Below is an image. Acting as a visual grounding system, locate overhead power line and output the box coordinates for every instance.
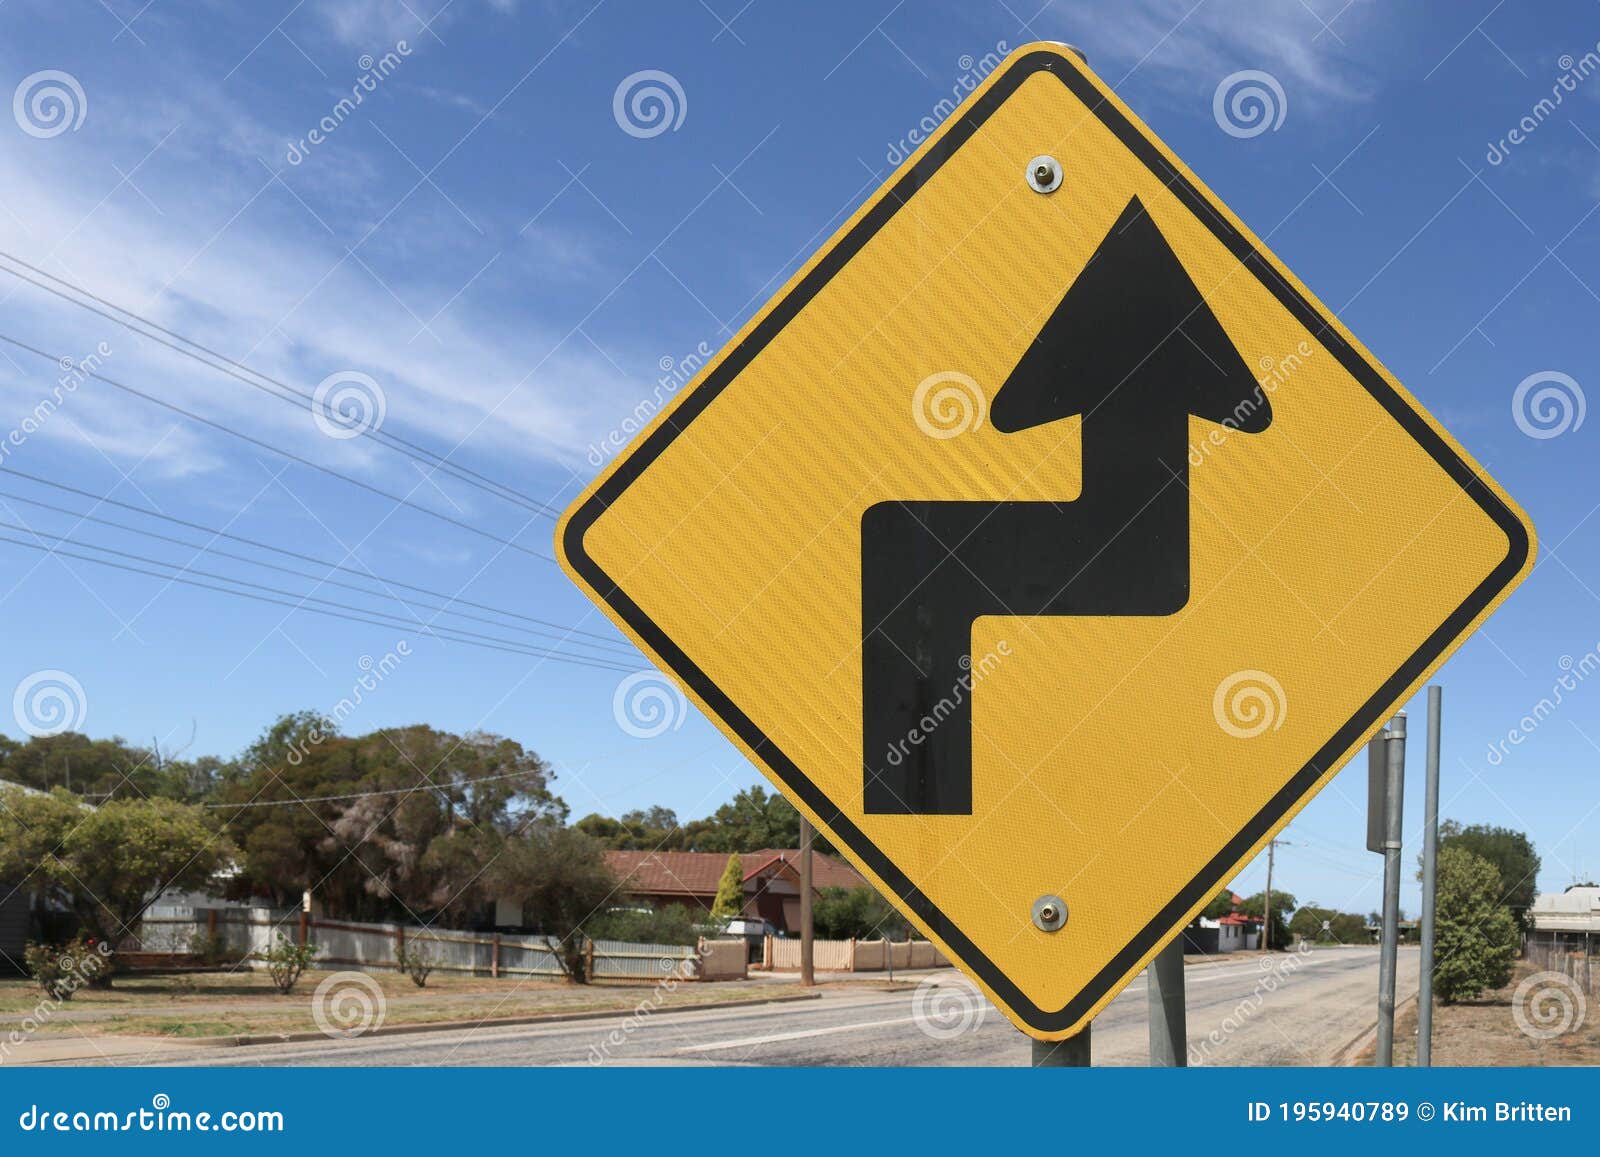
[0,531,637,671]
[0,249,561,519]
[0,484,634,655]
[0,467,622,647]
[0,332,554,561]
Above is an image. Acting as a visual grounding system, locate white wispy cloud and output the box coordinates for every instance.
[0,48,638,488]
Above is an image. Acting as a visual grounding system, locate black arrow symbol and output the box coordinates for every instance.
[862,196,1273,815]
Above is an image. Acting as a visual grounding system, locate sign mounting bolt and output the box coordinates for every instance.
[1032,894,1068,932]
[1026,155,1062,194]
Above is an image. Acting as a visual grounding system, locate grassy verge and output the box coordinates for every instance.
[0,970,775,1039]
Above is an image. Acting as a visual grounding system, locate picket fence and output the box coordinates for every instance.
[134,908,699,981]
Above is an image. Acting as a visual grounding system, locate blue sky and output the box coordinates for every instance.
[1,0,1598,920]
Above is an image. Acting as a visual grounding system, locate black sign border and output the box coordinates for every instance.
[562,47,1532,1034]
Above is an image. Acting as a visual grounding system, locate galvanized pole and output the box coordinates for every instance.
[799,815,815,987]
[1147,937,1187,1066]
[1375,711,1407,1066]
[1263,838,1275,952]
[1031,1025,1090,1066]
[1417,687,1442,1065]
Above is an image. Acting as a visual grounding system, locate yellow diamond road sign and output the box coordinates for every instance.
[557,43,1535,1039]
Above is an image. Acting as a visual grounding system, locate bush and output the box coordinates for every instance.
[586,905,703,947]
[813,886,909,941]
[396,939,436,988]
[1434,846,1519,1003]
[263,935,318,995]
[23,936,112,1001]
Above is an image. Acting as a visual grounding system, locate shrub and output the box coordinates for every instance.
[396,939,436,988]
[586,905,703,947]
[23,936,111,1001]
[1434,846,1520,1003]
[263,935,318,995]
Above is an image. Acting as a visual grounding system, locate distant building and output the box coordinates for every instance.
[1527,885,1600,955]
[604,849,865,935]
[1183,893,1262,954]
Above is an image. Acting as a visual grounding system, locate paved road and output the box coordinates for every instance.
[91,946,1413,1068]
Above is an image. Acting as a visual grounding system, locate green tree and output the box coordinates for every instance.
[1199,888,1236,921]
[485,822,618,982]
[1437,822,1540,921]
[694,786,835,855]
[217,714,564,923]
[1238,889,1296,950]
[0,788,231,983]
[711,853,744,920]
[1433,846,1519,1003]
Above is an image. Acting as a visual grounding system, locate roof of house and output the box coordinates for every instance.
[604,849,865,897]
[1216,912,1263,926]
[1530,886,1600,931]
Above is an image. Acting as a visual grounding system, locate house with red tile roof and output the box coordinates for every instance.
[604,848,865,935]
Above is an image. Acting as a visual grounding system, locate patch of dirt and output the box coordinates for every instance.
[1356,960,1598,1066]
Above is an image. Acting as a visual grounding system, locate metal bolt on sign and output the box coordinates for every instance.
[1026,155,1062,193]
[1032,894,1068,932]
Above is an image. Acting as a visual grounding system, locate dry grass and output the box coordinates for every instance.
[0,968,772,1039]
[1360,959,1599,1066]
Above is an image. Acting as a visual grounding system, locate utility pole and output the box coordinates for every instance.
[798,814,815,987]
[1263,838,1276,952]
[1375,711,1407,1066]
[1417,688,1442,1066]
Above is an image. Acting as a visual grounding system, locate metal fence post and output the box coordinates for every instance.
[1417,687,1442,1066]
[1375,711,1407,1066]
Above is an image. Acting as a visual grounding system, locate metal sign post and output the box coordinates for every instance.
[1031,1025,1090,1067]
[1417,687,1442,1065]
[1147,937,1187,1066]
[1374,712,1407,1066]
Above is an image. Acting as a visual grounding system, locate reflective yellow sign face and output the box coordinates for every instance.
[557,43,1534,1039]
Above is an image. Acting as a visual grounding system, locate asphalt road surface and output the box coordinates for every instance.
[95,945,1414,1068]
